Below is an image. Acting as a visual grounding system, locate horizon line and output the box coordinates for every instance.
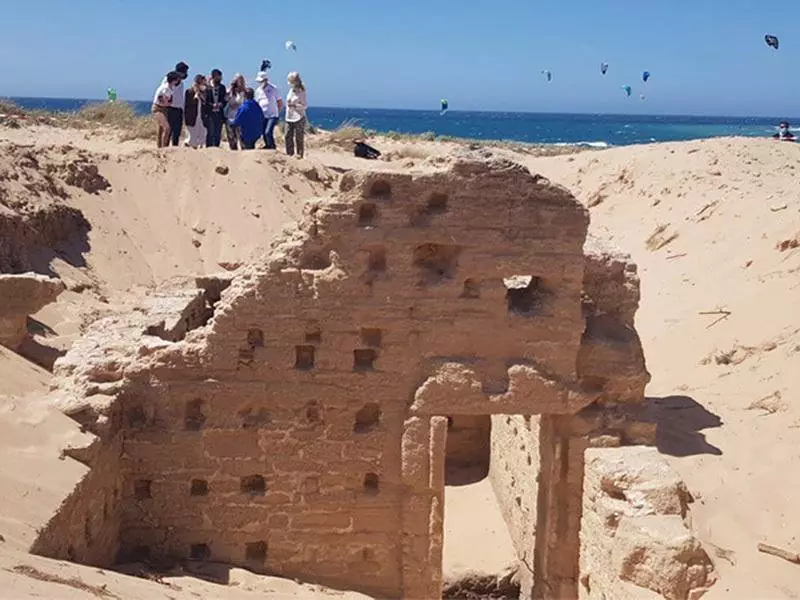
[4,95,798,122]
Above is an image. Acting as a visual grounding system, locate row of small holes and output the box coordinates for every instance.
[134,475,266,500]
[295,347,378,370]
[177,400,379,431]
[135,473,380,500]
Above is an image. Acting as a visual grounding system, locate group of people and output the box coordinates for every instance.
[152,61,308,157]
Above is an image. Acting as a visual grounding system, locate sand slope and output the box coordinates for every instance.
[529,138,800,599]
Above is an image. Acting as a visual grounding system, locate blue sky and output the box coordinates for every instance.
[1,0,798,115]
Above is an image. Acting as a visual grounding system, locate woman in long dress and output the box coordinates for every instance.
[184,74,208,148]
[225,73,247,150]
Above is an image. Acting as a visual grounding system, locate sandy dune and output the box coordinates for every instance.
[1,121,799,598]
[528,138,800,599]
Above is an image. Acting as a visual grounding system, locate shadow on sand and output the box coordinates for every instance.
[644,395,723,457]
[28,229,91,276]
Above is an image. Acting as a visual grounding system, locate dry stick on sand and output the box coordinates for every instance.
[667,253,688,260]
[757,543,800,565]
[699,309,732,329]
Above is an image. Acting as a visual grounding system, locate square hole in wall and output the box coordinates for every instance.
[354,403,381,433]
[367,246,387,272]
[353,348,377,371]
[367,180,391,200]
[426,192,448,215]
[360,328,382,347]
[184,399,206,431]
[239,407,271,429]
[305,401,322,424]
[247,328,264,348]
[295,345,315,370]
[189,543,210,561]
[246,541,268,563]
[305,327,322,343]
[363,473,380,495]
[190,479,209,497]
[461,278,480,299]
[299,252,332,270]
[241,475,266,496]
[358,203,377,226]
[126,404,147,428]
[134,479,152,500]
[413,243,461,286]
[504,276,543,315]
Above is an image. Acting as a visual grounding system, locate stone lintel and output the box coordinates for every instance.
[410,362,598,417]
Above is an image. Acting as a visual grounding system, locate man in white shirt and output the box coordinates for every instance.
[254,71,283,149]
[165,61,189,146]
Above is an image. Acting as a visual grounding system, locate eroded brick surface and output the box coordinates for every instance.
[33,157,701,600]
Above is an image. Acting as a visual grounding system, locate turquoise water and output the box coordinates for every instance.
[5,96,792,147]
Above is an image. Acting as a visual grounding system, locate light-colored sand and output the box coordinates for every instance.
[444,477,517,580]
[2,121,800,598]
[527,138,800,599]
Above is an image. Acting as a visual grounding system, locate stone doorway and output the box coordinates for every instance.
[442,414,520,599]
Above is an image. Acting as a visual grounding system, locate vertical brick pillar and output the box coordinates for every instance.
[400,416,446,600]
[532,415,587,600]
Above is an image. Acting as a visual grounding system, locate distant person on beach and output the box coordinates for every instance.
[184,74,208,148]
[773,121,796,141]
[230,88,265,150]
[165,61,189,146]
[285,71,308,159]
[225,73,247,150]
[152,71,182,148]
[205,69,227,147]
[254,71,282,149]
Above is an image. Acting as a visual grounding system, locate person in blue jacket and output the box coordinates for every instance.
[230,88,265,149]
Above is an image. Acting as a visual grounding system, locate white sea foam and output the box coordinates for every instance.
[553,141,612,148]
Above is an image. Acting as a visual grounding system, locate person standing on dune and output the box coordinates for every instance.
[230,88,265,150]
[205,69,227,147]
[224,73,247,150]
[285,71,308,159]
[184,74,208,148]
[152,71,182,148]
[166,61,189,146]
[254,71,282,150]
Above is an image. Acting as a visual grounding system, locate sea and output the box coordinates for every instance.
[5,96,792,148]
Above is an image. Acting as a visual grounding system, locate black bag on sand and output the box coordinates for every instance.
[354,141,381,159]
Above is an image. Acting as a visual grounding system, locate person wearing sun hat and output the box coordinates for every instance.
[253,71,282,149]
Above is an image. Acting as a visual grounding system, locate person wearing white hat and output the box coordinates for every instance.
[253,71,283,149]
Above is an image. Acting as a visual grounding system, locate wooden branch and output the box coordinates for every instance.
[770,204,788,212]
[667,253,688,260]
[758,543,800,565]
[698,309,732,329]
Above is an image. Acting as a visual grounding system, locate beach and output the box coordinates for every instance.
[6,96,795,146]
[1,111,799,599]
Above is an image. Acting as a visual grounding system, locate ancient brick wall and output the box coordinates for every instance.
[30,435,124,567]
[35,156,639,600]
[578,242,650,407]
[489,414,541,591]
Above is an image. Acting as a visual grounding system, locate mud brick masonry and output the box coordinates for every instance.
[33,156,714,599]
